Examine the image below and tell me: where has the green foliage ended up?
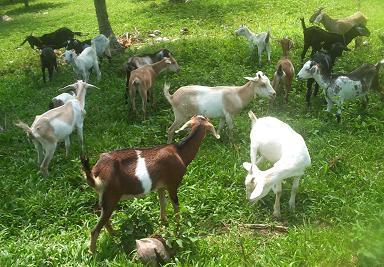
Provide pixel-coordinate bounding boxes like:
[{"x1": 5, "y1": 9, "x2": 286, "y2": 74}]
[{"x1": 1, "y1": 0, "x2": 384, "y2": 266}]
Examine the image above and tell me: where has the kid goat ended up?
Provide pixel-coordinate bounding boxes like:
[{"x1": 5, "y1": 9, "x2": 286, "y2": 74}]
[
  {"x1": 272, "y1": 37, "x2": 295, "y2": 103},
  {"x1": 64, "y1": 44, "x2": 101, "y2": 82},
  {"x1": 128, "y1": 56, "x2": 179, "y2": 118},
  {"x1": 235, "y1": 25, "x2": 271, "y2": 66},
  {"x1": 15, "y1": 80, "x2": 98, "y2": 176},
  {"x1": 80, "y1": 115, "x2": 220, "y2": 253},
  {"x1": 298, "y1": 58, "x2": 384, "y2": 122},
  {"x1": 164, "y1": 71, "x2": 276, "y2": 143},
  {"x1": 243, "y1": 111, "x2": 311, "y2": 218}
]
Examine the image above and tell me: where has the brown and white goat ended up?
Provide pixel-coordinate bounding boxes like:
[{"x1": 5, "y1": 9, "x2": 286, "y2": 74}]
[
  {"x1": 80, "y1": 115, "x2": 220, "y2": 253},
  {"x1": 272, "y1": 37, "x2": 295, "y2": 103},
  {"x1": 15, "y1": 80, "x2": 97, "y2": 176},
  {"x1": 128, "y1": 56, "x2": 179, "y2": 118}
]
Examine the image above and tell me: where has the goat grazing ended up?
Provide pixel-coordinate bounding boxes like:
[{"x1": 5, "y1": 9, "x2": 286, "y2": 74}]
[
  {"x1": 124, "y1": 49, "x2": 172, "y2": 96},
  {"x1": 300, "y1": 17, "x2": 370, "y2": 61},
  {"x1": 309, "y1": 8, "x2": 367, "y2": 34},
  {"x1": 243, "y1": 111, "x2": 311, "y2": 218},
  {"x1": 66, "y1": 38, "x2": 92, "y2": 54},
  {"x1": 15, "y1": 80, "x2": 98, "y2": 176},
  {"x1": 164, "y1": 71, "x2": 276, "y2": 143},
  {"x1": 91, "y1": 34, "x2": 112, "y2": 63},
  {"x1": 272, "y1": 37, "x2": 295, "y2": 103},
  {"x1": 235, "y1": 25, "x2": 271, "y2": 66},
  {"x1": 298, "y1": 58, "x2": 384, "y2": 122},
  {"x1": 40, "y1": 46, "x2": 58, "y2": 83},
  {"x1": 128, "y1": 56, "x2": 179, "y2": 117},
  {"x1": 20, "y1": 27, "x2": 83, "y2": 49},
  {"x1": 80, "y1": 115, "x2": 220, "y2": 253},
  {"x1": 48, "y1": 91, "x2": 76, "y2": 109},
  {"x1": 64, "y1": 44, "x2": 101, "y2": 82}
]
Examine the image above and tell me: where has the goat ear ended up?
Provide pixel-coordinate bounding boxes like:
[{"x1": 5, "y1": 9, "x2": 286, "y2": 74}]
[
  {"x1": 207, "y1": 123, "x2": 220, "y2": 139},
  {"x1": 242, "y1": 162, "x2": 252, "y2": 173},
  {"x1": 165, "y1": 59, "x2": 172, "y2": 64},
  {"x1": 249, "y1": 180, "x2": 265, "y2": 201},
  {"x1": 175, "y1": 121, "x2": 191, "y2": 133}
]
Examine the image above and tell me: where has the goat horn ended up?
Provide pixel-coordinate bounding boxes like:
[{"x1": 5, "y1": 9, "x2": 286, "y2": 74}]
[
  {"x1": 86, "y1": 83, "x2": 100, "y2": 89},
  {"x1": 58, "y1": 83, "x2": 76, "y2": 92},
  {"x1": 175, "y1": 121, "x2": 191, "y2": 133}
]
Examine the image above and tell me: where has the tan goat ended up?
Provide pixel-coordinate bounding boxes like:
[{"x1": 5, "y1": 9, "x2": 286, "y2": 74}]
[
  {"x1": 272, "y1": 37, "x2": 295, "y2": 103},
  {"x1": 128, "y1": 56, "x2": 179, "y2": 118}
]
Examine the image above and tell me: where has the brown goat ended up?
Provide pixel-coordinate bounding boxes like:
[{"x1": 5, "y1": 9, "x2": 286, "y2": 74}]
[
  {"x1": 81, "y1": 115, "x2": 219, "y2": 253},
  {"x1": 128, "y1": 56, "x2": 179, "y2": 118},
  {"x1": 272, "y1": 37, "x2": 295, "y2": 103}
]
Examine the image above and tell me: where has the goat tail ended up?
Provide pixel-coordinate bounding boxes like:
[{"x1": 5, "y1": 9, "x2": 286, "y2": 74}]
[
  {"x1": 163, "y1": 82, "x2": 173, "y2": 104},
  {"x1": 300, "y1": 17, "x2": 306, "y2": 31},
  {"x1": 265, "y1": 30, "x2": 270, "y2": 44},
  {"x1": 80, "y1": 155, "x2": 96, "y2": 188},
  {"x1": 375, "y1": 59, "x2": 384, "y2": 70},
  {"x1": 15, "y1": 121, "x2": 32, "y2": 135},
  {"x1": 248, "y1": 110, "x2": 257, "y2": 124}
]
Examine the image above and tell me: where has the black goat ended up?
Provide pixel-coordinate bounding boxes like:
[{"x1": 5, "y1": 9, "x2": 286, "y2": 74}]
[
  {"x1": 40, "y1": 46, "x2": 58, "y2": 83},
  {"x1": 20, "y1": 27, "x2": 83, "y2": 49},
  {"x1": 124, "y1": 49, "x2": 172, "y2": 101},
  {"x1": 66, "y1": 38, "x2": 92, "y2": 54},
  {"x1": 305, "y1": 43, "x2": 349, "y2": 108},
  {"x1": 300, "y1": 18, "x2": 370, "y2": 62}
]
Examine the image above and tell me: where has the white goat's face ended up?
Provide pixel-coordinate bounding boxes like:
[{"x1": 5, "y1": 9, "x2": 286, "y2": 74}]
[
  {"x1": 235, "y1": 25, "x2": 247, "y2": 36},
  {"x1": 245, "y1": 71, "x2": 276, "y2": 100},
  {"x1": 297, "y1": 60, "x2": 320, "y2": 80},
  {"x1": 243, "y1": 162, "x2": 272, "y2": 202},
  {"x1": 63, "y1": 50, "x2": 75, "y2": 63}
]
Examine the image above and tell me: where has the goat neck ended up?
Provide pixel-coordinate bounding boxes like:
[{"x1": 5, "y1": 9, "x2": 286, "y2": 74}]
[
  {"x1": 75, "y1": 84, "x2": 87, "y2": 109},
  {"x1": 318, "y1": 12, "x2": 335, "y2": 30},
  {"x1": 151, "y1": 59, "x2": 169, "y2": 75},
  {"x1": 176, "y1": 123, "x2": 206, "y2": 166},
  {"x1": 237, "y1": 81, "x2": 256, "y2": 107},
  {"x1": 242, "y1": 27, "x2": 255, "y2": 42},
  {"x1": 312, "y1": 68, "x2": 331, "y2": 89}
]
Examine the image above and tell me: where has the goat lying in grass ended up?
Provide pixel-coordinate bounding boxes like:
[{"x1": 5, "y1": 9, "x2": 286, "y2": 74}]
[
  {"x1": 164, "y1": 71, "x2": 276, "y2": 143},
  {"x1": 300, "y1": 17, "x2": 370, "y2": 61},
  {"x1": 243, "y1": 111, "x2": 311, "y2": 218},
  {"x1": 20, "y1": 27, "x2": 83, "y2": 49},
  {"x1": 15, "y1": 81, "x2": 98, "y2": 176},
  {"x1": 272, "y1": 37, "x2": 294, "y2": 103},
  {"x1": 235, "y1": 25, "x2": 271, "y2": 66},
  {"x1": 80, "y1": 115, "x2": 219, "y2": 253},
  {"x1": 298, "y1": 58, "x2": 384, "y2": 122}
]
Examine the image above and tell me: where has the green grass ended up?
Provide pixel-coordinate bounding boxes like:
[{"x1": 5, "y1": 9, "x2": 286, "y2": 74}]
[{"x1": 1, "y1": 0, "x2": 384, "y2": 266}]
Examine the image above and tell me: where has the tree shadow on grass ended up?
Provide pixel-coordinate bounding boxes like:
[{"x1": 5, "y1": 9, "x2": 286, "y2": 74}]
[{"x1": 5, "y1": 2, "x2": 67, "y2": 16}]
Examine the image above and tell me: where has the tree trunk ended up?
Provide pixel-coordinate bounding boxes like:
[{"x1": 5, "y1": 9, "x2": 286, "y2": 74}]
[
  {"x1": 93, "y1": 0, "x2": 124, "y2": 52},
  {"x1": 24, "y1": 0, "x2": 29, "y2": 8}
]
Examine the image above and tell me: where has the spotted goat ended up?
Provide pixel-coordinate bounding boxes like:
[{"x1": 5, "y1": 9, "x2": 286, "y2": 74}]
[{"x1": 80, "y1": 115, "x2": 220, "y2": 253}]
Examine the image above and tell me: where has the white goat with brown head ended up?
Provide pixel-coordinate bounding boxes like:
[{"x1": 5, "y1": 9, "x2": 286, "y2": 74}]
[
  {"x1": 128, "y1": 56, "x2": 179, "y2": 118},
  {"x1": 164, "y1": 71, "x2": 276, "y2": 143},
  {"x1": 15, "y1": 80, "x2": 98, "y2": 176}
]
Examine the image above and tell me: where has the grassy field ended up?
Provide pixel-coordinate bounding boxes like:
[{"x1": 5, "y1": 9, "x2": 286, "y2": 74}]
[{"x1": 1, "y1": 0, "x2": 384, "y2": 266}]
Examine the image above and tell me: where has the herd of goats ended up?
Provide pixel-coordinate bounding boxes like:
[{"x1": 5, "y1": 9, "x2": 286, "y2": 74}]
[{"x1": 13, "y1": 7, "x2": 383, "y2": 256}]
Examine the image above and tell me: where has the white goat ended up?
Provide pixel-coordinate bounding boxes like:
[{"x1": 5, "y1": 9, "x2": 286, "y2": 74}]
[
  {"x1": 297, "y1": 59, "x2": 384, "y2": 122},
  {"x1": 15, "y1": 80, "x2": 98, "y2": 176},
  {"x1": 235, "y1": 25, "x2": 271, "y2": 66},
  {"x1": 164, "y1": 71, "x2": 276, "y2": 143},
  {"x1": 48, "y1": 91, "x2": 76, "y2": 109},
  {"x1": 91, "y1": 34, "x2": 112, "y2": 63},
  {"x1": 64, "y1": 44, "x2": 101, "y2": 82},
  {"x1": 243, "y1": 111, "x2": 311, "y2": 218}
]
